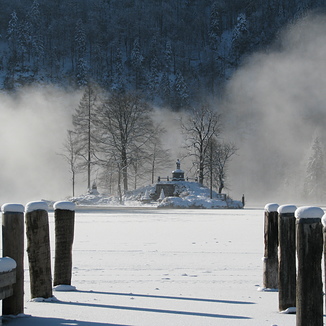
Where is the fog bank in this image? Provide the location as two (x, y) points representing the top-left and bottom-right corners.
(225, 14), (326, 205)
(0, 87), (81, 205)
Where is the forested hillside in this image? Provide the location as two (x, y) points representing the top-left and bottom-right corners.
(1, 0), (325, 110)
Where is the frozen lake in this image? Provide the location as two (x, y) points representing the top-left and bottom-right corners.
(3, 207), (308, 325)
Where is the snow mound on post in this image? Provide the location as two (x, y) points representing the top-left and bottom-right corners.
(0, 257), (16, 272)
(25, 201), (48, 213)
(53, 201), (76, 211)
(1, 203), (24, 213)
(277, 204), (297, 214)
(264, 203), (279, 212)
(295, 206), (324, 219)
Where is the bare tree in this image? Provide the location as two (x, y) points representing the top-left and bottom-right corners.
(180, 103), (222, 185)
(72, 83), (100, 190)
(60, 130), (83, 197)
(148, 140), (172, 184)
(207, 140), (238, 194)
(94, 91), (157, 194)
(304, 136), (326, 202)
(123, 124), (172, 188)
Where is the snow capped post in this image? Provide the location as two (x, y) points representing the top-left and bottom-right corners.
(295, 206), (324, 326)
(322, 214), (326, 312)
(277, 204), (296, 313)
(53, 201), (76, 289)
(25, 201), (53, 300)
(262, 203), (279, 289)
(1, 204), (24, 315)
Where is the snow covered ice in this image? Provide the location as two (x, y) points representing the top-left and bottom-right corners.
(0, 206), (310, 325)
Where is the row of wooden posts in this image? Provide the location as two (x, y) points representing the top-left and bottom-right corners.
(263, 203), (325, 326)
(1, 201), (75, 316)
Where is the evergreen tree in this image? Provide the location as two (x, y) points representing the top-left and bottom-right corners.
(75, 18), (87, 60)
(131, 37), (144, 90)
(76, 57), (88, 87)
(159, 72), (171, 106)
(112, 47), (124, 91)
(230, 13), (249, 65)
(75, 19), (88, 86)
(304, 137), (326, 202)
(27, 0), (44, 62)
(209, 2), (221, 51)
(7, 11), (19, 54)
(164, 40), (173, 73)
(5, 11), (21, 89)
(174, 70), (189, 110)
(148, 55), (160, 95)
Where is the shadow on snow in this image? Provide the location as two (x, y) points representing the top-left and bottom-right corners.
(76, 290), (256, 305)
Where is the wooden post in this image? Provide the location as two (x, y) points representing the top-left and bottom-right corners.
(277, 204), (296, 312)
(263, 203), (279, 289)
(322, 213), (326, 312)
(1, 204), (24, 315)
(53, 201), (75, 287)
(25, 201), (53, 299)
(295, 206), (323, 326)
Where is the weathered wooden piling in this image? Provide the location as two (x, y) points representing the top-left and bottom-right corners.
(1, 204), (24, 315)
(53, 201), (75, 287)
(295, 206), (323, 326)
(277, 204), (296, 313)
(322, 213), (326, 312)
(263, 203), (279, 289)
(25, 201), (53, 299)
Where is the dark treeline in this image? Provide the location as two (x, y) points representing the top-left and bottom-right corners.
(0, 0), (325, 110)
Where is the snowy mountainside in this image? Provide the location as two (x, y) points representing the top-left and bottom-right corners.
(69, 181), (243, 209)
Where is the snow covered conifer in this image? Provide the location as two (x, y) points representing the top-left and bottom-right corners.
(7, 11), (19, 53)
(304, 137), (326, 202)
(209, 2), (221, 51)
(148, 55), (160, 95)
(112, 47), (124, 91)
(230, 13), (249, 65)
(75, 19), (86, 59)
(131, 37), (144, 89)
(174, 70), (189, 110)
(164, 40), (173, 72)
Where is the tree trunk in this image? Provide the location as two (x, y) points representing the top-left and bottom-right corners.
(25, 209), (53, 299)
(122, 147), (128, 192)
(2, 208), (24, 315)
(54, 207), (75, 286)
(278, 211), (296, 311)
(263, 208), (278, 289)
(198, 154), (204, 185)
(296, 217), (323, 326)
